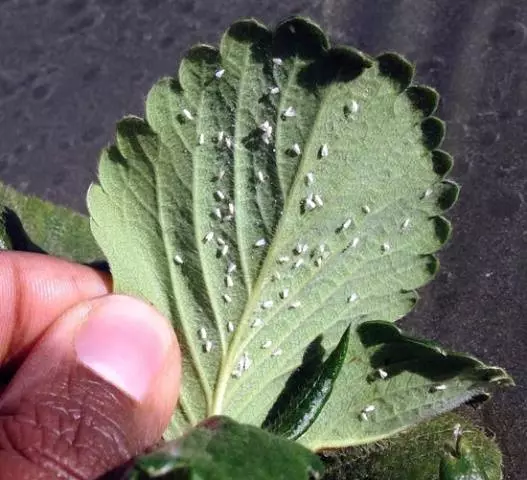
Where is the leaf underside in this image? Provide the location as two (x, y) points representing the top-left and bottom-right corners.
(87, 17), (511, 449)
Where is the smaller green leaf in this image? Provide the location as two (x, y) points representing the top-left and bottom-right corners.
(0, 181), (103, 264)
(262, 325), (350, 440)
(126, 416), (324, 480)
(440, 434), (496, 480)
(300, 321), (512, 449)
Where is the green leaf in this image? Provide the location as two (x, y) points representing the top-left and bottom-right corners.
(87, 16), (511, 446)
(125, 416), (324, 479)
(322, 412), (503, 480)
(300, 322), (511, 449)
(263, 324), (350, 440)
(0, 181), (103, 264)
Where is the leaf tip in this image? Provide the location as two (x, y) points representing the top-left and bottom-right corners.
(273, 16), (329, 60)
(377, 52), (414, 92)
(421, 116), (446, 150)
(407, 84), (440, 117)
(432, 149), (454, 177)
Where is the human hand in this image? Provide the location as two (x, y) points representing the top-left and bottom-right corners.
(0, 252), (181, 479)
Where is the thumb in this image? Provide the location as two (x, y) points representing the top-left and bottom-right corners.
(0, 294), (181, 480)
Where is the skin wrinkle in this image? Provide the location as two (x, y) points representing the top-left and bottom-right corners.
(0, 364), (136, 479)
(0, 256), (20, 363)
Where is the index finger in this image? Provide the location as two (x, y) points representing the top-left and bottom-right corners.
(0, 251), (111, 368)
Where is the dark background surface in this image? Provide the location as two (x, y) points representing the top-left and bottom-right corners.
(0, 0), (525, 478)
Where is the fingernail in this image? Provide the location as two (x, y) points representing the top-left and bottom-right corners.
(75, 296), (172, 402)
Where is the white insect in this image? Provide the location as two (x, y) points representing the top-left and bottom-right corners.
(351, 99), (359, 114)
(241, 352), (252, 371)
(259, 120), (272, 134)
(261, 340), (272, 349)
(227, 262), (237, 274)
(199, 327), (207, 340)
(255, 238), (267, 247)
(198, 133), (205, 145)
(269, 86), (280, 94)
(215, 68), (225, 79)
(260, 121), (273, 143)
(271, 348), (283, 357)
(283, 106), (296, 118)
(351, 237), (359, 248)
(305, 196), (316, 211)
(217, 131), (224, 143)
(382, 242), (391, 253)
(347, 293), (358, 303)
(320, 144), (329, 157)
(289, 301), (301, 309)
(319, 244), (326, 253)
(292, 143), (301, 155)
(305, 172), (314, 185)
(203, 231), (214, 243)
(182, 108), (193, 120)
(378, 368), (388, 379)
(251, 318), (263, 328)
(213, 207), (222, 220)
(362, 205), (371, 214)
(360, 405), (375, 419)
(293, 258), (304, 269)
(215, 190), (225, 201)
(314, 194), (324, 207)
(423, 188), (433, 198)
(342, 218), (352, 230)
(401, 218), (410, 230)
(272, 57), (283, 65)
(217, 169), (225, 181)
(225, 136), (233, 149)
(432, 384), (447, 391)
(294, 243), (306, 255)
(220, 245), (229, 257)
(280, 288), (290, 299)
(216, 237), (226, 246)
(225, 275), (234, 288)
(453, 423), (463, 440)
(262, 300), (274, 309)
(278, 256), (290, 264)
(228, 202), (235, 215)
(174, 254), (184, 265)
(272, 271), (281, 281)
(223, 293), (232, 303)
(204, 340), (213, 353)
(257, 170), (265, 183)
(227, 321), (235, 333)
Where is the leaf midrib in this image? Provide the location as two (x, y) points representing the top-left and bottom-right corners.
(229, 44), (255, 295)
(211, 55), (335, 415)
